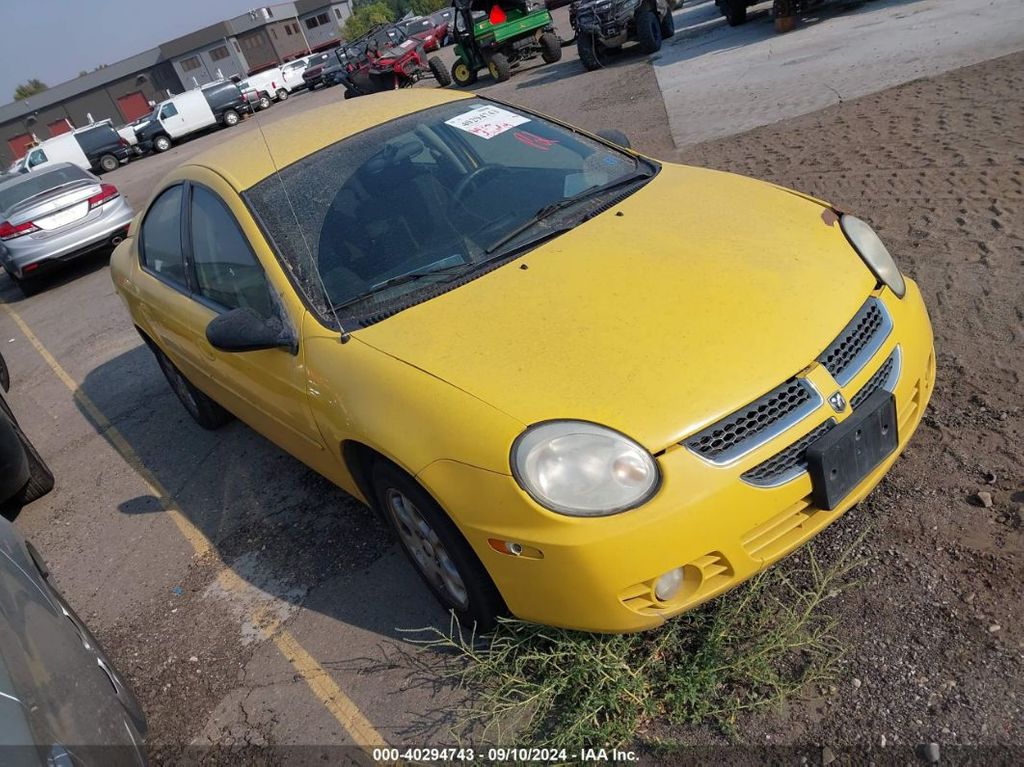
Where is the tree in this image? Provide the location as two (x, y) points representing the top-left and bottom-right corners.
(343, 2), (396, 39)
(410, 0), (448, 14)
(14, 79), (48, 101)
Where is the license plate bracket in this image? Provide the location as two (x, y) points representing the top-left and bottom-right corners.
(806, 390), (898, 510)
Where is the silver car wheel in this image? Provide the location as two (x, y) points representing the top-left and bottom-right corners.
(386, 489), (469, 609)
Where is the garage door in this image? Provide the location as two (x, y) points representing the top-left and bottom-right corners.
(117, 91), (151, 122)
(48, 119), (73, 137)
(7, 133), (34, 159)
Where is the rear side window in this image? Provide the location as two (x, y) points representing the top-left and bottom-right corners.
(189, 186), (272, 318)
(140, 186), (185, 285)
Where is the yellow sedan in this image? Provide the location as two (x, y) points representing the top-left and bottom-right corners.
(111, 90), (934, 632)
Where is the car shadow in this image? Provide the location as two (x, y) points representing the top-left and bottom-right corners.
(75, 344), (455, 646)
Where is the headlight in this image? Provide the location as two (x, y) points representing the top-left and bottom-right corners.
(840, 214), (906, 298)
(511, 421), (660, 516)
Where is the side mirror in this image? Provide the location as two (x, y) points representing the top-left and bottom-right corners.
(596, 129), (631, 150)
(206, 308), (292, 353)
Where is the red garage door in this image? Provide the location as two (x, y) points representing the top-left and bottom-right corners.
(7, 133), (34, 160)
(48, 119), (73, 137)
(117, 91), (151, 122)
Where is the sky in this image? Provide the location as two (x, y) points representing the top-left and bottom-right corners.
(0, 0), (257, 104)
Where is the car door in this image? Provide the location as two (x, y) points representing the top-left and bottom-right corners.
(158, 102), (187, 138)
(176, 179), (333, 471)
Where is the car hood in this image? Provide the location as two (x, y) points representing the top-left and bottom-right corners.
(354, 163), (877, 451)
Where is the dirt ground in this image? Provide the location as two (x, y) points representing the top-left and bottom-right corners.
(665, 51), (1024, 752)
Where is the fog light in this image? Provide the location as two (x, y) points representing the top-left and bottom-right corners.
(654, 567), (684, 601)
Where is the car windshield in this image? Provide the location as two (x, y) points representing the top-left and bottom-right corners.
(244, 99), (654, 327)
(0, 165), (92, 214)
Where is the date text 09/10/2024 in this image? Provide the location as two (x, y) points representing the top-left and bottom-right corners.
(372, 747), (640, 762)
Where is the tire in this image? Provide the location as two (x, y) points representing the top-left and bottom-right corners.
(429, 56), (451, 87)
(487, 51), (512, 83)
(540, 31), (562, 64)
(721, 0), (747, 25)
(577, 33), (607, 71)
(636, 8), (663, 54)
(152, 347), (232, 430)
(258, 94), (272, 110)
(343, 88), (356, 100)
(98, 154), (119, 173)
(371, 461), (504, 631)
(661, 7), (676, 38)
(276, 88), (289, 101)
(153, 135), (172, 153)
(222, 109), (240, 127)
(0, 351), (8, 391)
(0, 422), (55, 521)
(451, 59), (477, 87)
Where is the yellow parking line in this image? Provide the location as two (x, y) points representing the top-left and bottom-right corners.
(1, 302), (387, 747)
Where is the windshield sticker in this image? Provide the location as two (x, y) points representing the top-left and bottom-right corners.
(445, 105), (530, 140)
(513, 130), (558, 150)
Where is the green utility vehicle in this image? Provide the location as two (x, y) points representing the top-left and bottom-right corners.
(450, 0), (562, 85)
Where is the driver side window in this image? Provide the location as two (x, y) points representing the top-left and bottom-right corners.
(160, 103), (178, 119)
(27, 149), (47, 168)
(189, 186), (274, 319)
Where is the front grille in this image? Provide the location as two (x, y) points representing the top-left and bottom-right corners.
(850, 348), (900, 410)
(817, 298), (892, 385)
(741, 419), (836, 487)
(684, 379), (819, 464)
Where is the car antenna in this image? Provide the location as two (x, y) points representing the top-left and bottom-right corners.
(251, 107), (351, 343)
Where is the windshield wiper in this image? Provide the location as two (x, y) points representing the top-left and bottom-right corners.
(332, 262), (468, 312)
(484, 169), (654, 256)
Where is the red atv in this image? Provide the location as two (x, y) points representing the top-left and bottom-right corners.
(339, 25), (451, 99)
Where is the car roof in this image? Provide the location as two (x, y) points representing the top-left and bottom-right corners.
(181, 89), (473, 191)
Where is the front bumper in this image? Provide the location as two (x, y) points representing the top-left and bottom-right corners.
(0, 198), (134, 279)
(417, 281), (935, 632)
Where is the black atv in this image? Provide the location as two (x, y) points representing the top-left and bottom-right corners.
(572, 0), (675, 71)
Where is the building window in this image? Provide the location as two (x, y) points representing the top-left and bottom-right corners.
(317, 12), (329, 23)
(181, 56), (201, 71)
(210, 45), (229, 61)
(270, 28), (277, 39)
(334, 7), (342, 18)
(285, 24), (294, 35)
(305, 17), (318, 29)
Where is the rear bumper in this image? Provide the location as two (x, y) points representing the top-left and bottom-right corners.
(0, 198), (134, 279)
(417, 282), (935, 632)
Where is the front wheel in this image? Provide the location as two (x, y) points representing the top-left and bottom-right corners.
(661, 8), (676, 38)
(487, 51), (512, 83)
(429, 56), (451, 87)
(721, 0), (747, 25)
(98, 154), (119, 173)
(372, 462), (504, 631)
(451, 59), (477, 87)
(636, 8), (663, 54)
(222, 108), (240, 127)
(152, 347), (232, 430)
(276, 88), (289, 101)
(540, 31), (562, 63)
(577, 33), (608, 71)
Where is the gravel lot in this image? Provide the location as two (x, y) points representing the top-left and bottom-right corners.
(0, 8), (1021, 760)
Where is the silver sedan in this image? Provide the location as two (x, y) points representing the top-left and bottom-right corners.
(0, 163), (134, 296)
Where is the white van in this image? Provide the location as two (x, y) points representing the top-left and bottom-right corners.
(17, 122), (131, 174)
(133, 85), (244, 153)
(241, 66), (292, 101)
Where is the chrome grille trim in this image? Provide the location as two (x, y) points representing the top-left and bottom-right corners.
(684, 379), (822, 465)
(817, 297), (893, 386)
(850, 346), (901, 410)
(741, 419), (837, 488)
